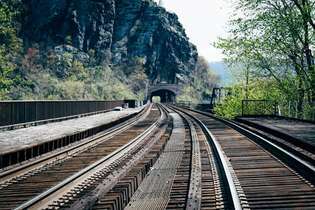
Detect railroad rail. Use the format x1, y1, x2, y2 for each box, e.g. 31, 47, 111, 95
0, 106, 147, 180
170, 105, 315, 209
0, 103, 314, 210
109, 104, 242, 209
235, 116, 315, 166
167, 105, 242, 209
0, 104, 162, 209
182, 107, 315, 184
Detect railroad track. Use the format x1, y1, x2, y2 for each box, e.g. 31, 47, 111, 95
0, 106, 147, 176
235, 118, 315, 166
1, 103, 314, 210
170, 105, 315, 209
0, 104, 166, 210
111, 105, 239, 210
166, 105, 239, 210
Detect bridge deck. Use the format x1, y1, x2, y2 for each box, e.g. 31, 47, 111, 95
0, 107, 142, 156
237, 116, 315, 146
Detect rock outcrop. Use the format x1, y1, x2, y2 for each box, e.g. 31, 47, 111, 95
22, 0, 198, 83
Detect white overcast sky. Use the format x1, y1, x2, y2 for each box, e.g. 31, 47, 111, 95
157, 0, 232, 62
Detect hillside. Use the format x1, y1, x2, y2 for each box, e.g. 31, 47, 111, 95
22, 0, 198, 84
0, 0, 199, 100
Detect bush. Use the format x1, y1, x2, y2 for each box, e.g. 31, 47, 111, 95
214, 79, 293, 119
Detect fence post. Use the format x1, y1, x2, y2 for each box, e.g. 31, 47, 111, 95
242, 100, 244, 116
295, 101, 298, 118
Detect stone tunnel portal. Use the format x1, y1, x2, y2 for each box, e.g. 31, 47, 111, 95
150, 89, 176, 103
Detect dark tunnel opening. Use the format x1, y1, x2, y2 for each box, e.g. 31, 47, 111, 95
150, 89, 176, 103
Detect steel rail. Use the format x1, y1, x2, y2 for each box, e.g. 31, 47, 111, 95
14, 104, 164, 210
167, 105, 242, 210
181, 107, 315, 184
162, 104, 202, 209
68, 104, 168, 209
185, 116, 202, 210
0, 105, 148, 183
225, 120, 315, 172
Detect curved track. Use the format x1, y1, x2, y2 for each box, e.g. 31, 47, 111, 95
119, 105, 239, 210
1, 103, 314, 210
0, 104, 162, 210
171, 105, 315, 210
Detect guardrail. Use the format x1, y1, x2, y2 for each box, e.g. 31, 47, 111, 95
0, 100, 140, 127
241, 99, 315, 121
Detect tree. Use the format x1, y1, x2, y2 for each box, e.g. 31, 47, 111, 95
128, 68, 148, 100
192, 57, 220, 101
216, 0, 315, 116
0, 2, 22, 99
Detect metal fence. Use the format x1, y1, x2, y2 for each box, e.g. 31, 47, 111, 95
242, 100, 315, 121
0, 100, 130, 126
277, 101, 315, 121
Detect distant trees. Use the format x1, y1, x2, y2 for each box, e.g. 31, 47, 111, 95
216, 0, 315, 118
177, 56, 220, 103
18, 49, 138, 100
0, 1, 22, 99
192, 57, 219, 99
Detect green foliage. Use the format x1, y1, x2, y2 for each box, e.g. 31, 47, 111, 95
86, 66, 136, 100
0, 4, 20, 50
214, 87, 243, 119
177, 85, 200, 104
215, 0, 315, 119
127, 67, 148, 100
69, 61, 89, 80
0, 52, 14, 99
214, 79, 285, 119
111, 57, 149, 100
0, 0, 176, 102
0, 1, 22, 99
17, 58, 136, 100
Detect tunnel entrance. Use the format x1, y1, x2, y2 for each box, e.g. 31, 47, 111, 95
150, 89, 176, 103
152, 96, 161, 103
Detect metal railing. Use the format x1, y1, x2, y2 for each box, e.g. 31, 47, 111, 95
241, 100, 315, 121
0, 100, 137, 127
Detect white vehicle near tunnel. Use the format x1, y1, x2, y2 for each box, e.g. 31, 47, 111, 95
113, 106, 123, 111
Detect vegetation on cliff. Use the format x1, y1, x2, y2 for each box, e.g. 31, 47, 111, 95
0, 0, 202, 101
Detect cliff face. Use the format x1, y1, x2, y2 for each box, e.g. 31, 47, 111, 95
22, 0, 198, 83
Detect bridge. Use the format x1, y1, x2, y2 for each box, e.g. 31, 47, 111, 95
148, 83, 181, 103
0, 101, 314, 209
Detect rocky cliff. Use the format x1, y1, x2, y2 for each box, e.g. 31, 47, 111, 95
22, 0, 198, 83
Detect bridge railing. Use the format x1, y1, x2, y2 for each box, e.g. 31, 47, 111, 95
277, 101, 315, 121
242, 99, 315, 121
0, 100, 139, 127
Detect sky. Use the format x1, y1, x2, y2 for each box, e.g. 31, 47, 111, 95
157, 0, 232, 62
